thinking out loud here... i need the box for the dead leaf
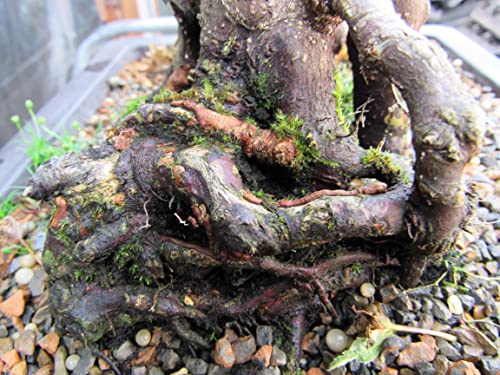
[0,216,23,248]
[453,327,497,356]
[397,335,437,369]
[130,346,156,366]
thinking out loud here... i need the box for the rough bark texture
[29,0,485,358]
[333,0,485,278]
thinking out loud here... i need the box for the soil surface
[0,45,498,375]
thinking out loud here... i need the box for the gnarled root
[30,126,407,342]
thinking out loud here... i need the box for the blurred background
[0,0,173,146]
[0,0,498,147]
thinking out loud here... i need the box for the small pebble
[149,366,165,375]
[18,254,36,268]
[0,325,8,338]
[353,294,369,307]
[325,329,350,353]
[24,323,37,331]
[135,329,151,347]
[131,366,147,375]
[88,366,102,375]
[360,283,375,298]
[65,354,81,371]
[256,326,273,347]
[14,268,34,285]
[447,295,464,315]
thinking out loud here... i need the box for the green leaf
[328,329,394,371]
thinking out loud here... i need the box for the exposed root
[49,196,67,229]
[165,65,192,92]
[291,312,306,358]
[242,191,263,205]
[313,279,337,316]
[172,318,211,349]
[258,253,375,281]
[172,100,299,167]
[278,182,387,207]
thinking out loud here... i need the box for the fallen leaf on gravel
[150,327,162,346]
[448,360,481,375]
[0,290,25,317]
[453,326,497,355]
[38,332,60,355]
[130,346,156,366]
[0,216,23,248]
[397,335,437,369]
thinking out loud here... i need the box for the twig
[174,212,189,226]
[389,324,456,342]
[89,345,121,375]
[138,200,151,230]
[400,271,448,296]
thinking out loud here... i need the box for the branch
[333,0,486,254]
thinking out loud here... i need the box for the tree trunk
[29,0,485,358]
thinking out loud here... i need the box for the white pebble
[325,329,350,353]
[65,354,81,371]
[135,328,152,347]
[24,323,38,331]
[19,254,36,268]
[360,283,375,298]
[14,268,34,285]
[447,295,464,315]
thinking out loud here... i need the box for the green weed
[0,191,20,219]
[2,244,29,255]
[11,100,91,174]
[333,63,355,135]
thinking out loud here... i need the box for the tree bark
[28,0,485,351]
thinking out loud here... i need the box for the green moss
[120,96,146,119]
[42,250,56,268]
[361,146,407,182]
[254,190,265,198]
[351,262,362,274]
[270,111,338,170]
[192,135,207,145]
[245,116,257,125]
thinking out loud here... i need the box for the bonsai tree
[29,0,486,355]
